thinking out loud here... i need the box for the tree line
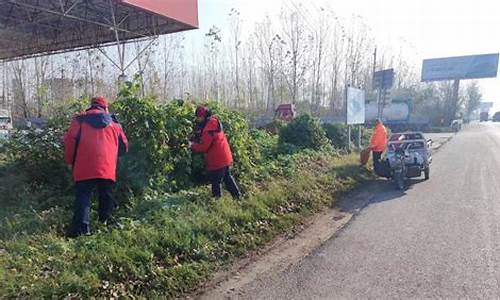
[0,1,482,126]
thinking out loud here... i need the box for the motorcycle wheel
[394,171,405,190]
[424,167,430,180]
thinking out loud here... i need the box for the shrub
[322,124,374,149]
[322,123,349,149]
[4,78,258,199]
[278,114,328,150]
[112,82,256,192]
[4,100,87,189]
[259,119,286,135]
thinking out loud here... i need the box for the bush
[322,124,373,149]
[4,100,87,190]
[278,114,328,150]
[322,123,349,149]
[4,78,258,200]
[112,81,256,192]
[259,119,286,135]
[248,129,278,163]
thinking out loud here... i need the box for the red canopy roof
[0,0,199,60]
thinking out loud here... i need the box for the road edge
[191,133,454,299]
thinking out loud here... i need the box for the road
[237,123,500,298]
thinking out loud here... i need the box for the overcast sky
[187,0,500,108]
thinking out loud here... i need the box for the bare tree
[159,34,184,100]
[12,61,30,120]
[34,56,49,117]
[255,16,281,113]
[205,26,223,102]
[344,16,372,88]
[281,5,309,104]
[309,7,329,113]
[229,8,242,107]
[327,16,346,113]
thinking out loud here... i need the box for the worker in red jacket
[190,106,241,199]
[64,96,128,237]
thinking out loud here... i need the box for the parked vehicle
[386,132,432,190]
[0,108,12,140]
[450,119,463,133]
[480,112,489,122]
[493,112,500,122]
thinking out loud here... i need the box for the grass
[0,150,371,298]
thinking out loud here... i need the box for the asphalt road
[239,122,500,299]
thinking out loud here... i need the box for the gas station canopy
[0,0,199,60]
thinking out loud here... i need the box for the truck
[365,99,429,132]
[480,111,489,122]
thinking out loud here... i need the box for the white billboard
[346,87,365,125]
[421,53,499,82]
[480,102,494,113]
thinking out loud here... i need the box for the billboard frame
[421,53,499,82]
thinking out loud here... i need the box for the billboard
[373,68,394,90]
[346,87,365,125]
[480,102,494,113]
[421,53,499,82]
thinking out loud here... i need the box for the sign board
[421,53,499,81]
[480,102,494,112]
[346,87,365,125]
[373,68,394,90]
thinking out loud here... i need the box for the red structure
[0,0,199,60]
[275,104,297,121]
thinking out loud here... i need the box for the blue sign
[421,53,499,81]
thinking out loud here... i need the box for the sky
[185,0,500,110]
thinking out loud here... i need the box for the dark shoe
[65,225,91,238]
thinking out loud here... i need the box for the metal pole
[452,79,460,124]
[357,125,362,148]
[347,125,351,152]
[372,47,377,89]
[345,85,350,151]
[377,87,382,119]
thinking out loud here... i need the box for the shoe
[65,225,91,238]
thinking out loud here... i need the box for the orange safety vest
[370,124,388,152]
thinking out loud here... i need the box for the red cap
[196,106,209,118]
[91,96,108,109]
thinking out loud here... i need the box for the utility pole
[373,47,377,88]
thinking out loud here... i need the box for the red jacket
[191,116,233,171]
[64,108,128,182]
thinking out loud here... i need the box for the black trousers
[208,166,241,199]
[71,179,115,235]
[372,151,382,164]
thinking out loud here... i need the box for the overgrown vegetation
[322,123,372,150]
[278,114,329,150]
[0,80,372,298]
